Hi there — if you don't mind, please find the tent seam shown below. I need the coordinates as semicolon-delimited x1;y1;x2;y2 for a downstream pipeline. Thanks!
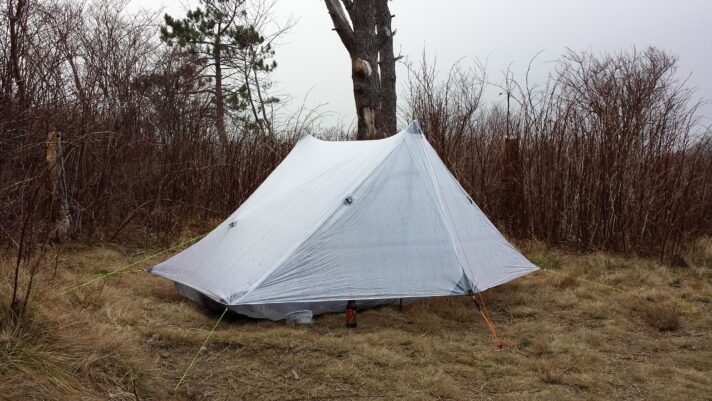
419;135;485;291
234;131;410;305
401;134;472;287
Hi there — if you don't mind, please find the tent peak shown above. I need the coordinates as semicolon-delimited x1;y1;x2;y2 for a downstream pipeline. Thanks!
295;121;422;144
406;120;423;135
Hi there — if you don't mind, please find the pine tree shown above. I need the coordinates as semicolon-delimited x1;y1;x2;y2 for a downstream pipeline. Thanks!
161;0;277;145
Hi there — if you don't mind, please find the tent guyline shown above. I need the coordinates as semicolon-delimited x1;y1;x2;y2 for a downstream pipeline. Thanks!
468;291;503;348
175;306;229;391
55;233;207;298
539;268;624;292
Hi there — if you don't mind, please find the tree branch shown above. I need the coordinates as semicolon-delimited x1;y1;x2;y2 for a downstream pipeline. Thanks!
324;0;355;53
340;0;355;21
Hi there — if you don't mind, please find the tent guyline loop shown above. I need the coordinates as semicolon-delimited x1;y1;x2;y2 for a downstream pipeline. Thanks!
476;293;503;349
468;290;503;349
175;306;229;391
55;233;208;298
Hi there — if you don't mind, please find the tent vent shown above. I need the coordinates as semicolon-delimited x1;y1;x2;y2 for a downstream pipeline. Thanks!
343;196;353;205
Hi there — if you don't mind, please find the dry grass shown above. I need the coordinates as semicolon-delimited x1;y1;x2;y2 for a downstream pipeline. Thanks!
637;302;680;332
1;239;711;400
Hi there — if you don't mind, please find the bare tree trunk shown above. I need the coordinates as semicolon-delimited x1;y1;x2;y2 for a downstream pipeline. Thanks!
376;0;397;136
349;0;379;140
325;0;395;140
253;66;274;136
8;0;27;109
214;42;228;147
243;46;274;137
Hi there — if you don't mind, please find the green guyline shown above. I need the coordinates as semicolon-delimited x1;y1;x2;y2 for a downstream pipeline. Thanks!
540;268;624;292
175;306;229;391
55;233;207;298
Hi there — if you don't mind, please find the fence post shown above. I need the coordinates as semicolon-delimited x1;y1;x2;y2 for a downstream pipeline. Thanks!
47;131;73;242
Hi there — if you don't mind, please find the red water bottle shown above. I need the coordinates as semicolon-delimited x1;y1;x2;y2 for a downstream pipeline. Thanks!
345;300;357;328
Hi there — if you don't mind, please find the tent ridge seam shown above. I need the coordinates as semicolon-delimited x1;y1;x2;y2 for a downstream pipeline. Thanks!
410;136;473;289
234;132;409;304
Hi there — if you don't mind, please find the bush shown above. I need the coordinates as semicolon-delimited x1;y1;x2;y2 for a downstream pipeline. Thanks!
639;302;680;331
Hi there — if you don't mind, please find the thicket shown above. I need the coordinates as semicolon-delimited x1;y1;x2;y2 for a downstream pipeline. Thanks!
405;48;711;257
0;0;301;318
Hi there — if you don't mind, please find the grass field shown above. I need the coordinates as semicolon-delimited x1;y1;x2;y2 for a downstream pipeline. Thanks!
1;237;711;400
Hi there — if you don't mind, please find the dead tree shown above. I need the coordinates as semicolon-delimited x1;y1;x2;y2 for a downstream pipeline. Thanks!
324;0;397;139
375;0;397;137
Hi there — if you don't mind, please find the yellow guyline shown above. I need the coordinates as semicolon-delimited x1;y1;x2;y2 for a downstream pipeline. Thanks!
539;268;624;292
175;306;230;391
53;230;222;391
55;233;207;298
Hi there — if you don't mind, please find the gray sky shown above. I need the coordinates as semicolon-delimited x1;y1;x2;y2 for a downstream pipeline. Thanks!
134;0;712;127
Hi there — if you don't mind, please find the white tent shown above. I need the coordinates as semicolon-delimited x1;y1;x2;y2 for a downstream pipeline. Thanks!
149;121;537;320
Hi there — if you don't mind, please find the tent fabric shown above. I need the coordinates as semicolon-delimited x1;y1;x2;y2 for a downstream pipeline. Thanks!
149;121;537;320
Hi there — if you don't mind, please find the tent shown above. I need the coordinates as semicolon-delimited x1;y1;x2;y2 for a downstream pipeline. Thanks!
149;121;537;320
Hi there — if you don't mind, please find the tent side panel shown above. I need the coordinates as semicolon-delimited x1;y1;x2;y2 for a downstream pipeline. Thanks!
239;142;466;304
420;137;538;291
152;134;403;303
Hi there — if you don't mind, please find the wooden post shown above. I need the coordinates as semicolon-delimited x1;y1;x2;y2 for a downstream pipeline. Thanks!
47;131;73;242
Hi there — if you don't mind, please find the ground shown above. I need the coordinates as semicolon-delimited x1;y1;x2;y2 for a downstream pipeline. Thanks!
1;236;711;401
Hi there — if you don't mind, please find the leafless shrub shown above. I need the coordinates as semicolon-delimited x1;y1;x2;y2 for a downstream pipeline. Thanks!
0;0;298;319
405;48;712;258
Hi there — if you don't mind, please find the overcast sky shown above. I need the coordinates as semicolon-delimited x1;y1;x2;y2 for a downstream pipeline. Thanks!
133;0;712;128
